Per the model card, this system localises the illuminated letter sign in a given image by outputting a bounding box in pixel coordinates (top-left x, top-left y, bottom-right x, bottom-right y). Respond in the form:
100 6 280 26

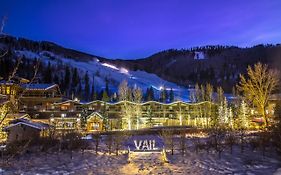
134 139 158 150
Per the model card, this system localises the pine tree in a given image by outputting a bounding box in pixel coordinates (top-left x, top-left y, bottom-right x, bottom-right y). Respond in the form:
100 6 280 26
237 100 249 129
102 90 110 102
206 83 213 102
84 72 90 101
72 67 79 87
78 82 82 99
164 87 168 102
105 78 109 96
91 85 96 101
149 86 155 101
91 75 95 100
217 86 225 104
160 86 168 102
228 108 234 129
145 88 151 101
200 84 205 101
64 66 71 94
43 61 52 83
169 88 174 102
195 83 201 102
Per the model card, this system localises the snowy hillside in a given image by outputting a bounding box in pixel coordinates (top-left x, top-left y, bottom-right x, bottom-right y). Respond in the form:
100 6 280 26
194 51 206 60
15 50 190 101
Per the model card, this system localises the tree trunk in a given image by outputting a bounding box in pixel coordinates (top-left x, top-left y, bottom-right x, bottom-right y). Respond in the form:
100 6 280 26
262 107 268 128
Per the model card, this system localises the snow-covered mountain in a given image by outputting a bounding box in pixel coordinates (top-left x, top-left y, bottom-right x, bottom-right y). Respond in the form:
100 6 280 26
15 50 190 101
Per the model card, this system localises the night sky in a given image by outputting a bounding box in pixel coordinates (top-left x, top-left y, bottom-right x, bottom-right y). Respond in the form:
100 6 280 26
1 0 281 59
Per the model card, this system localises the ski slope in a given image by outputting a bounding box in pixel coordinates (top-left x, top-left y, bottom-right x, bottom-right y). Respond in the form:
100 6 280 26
15 50 190 101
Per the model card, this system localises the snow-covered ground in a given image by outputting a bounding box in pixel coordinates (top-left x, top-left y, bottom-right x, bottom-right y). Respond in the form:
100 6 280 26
1 139 280 175
194 51 206 60
15 50 190 101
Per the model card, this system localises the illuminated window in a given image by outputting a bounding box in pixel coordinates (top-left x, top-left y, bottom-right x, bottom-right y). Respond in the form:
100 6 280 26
6 86 10 94
61 113 66 117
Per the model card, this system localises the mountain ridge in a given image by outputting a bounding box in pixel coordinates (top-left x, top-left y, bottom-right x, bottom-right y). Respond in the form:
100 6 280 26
1 34 281 94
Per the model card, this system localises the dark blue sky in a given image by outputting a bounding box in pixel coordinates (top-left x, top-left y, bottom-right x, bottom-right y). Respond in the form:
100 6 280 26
1 0 281 59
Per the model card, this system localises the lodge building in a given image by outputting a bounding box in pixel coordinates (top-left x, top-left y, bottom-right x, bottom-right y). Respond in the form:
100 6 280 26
2 81 279 135
1 82 218 132
0 82 220 132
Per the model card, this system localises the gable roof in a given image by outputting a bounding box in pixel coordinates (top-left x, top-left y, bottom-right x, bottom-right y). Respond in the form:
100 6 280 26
21 84 58 90
5 113 31 121
4 118 50 131
54 99 81 105
87 112 104 120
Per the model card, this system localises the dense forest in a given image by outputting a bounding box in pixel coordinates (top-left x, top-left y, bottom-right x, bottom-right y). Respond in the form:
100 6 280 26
109 44 281 92
1 35 281 101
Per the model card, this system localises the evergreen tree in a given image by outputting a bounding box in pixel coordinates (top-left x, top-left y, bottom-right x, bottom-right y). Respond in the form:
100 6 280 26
53 74 59 84
205 83 214 102
160 89 165 102
200 84 205 101
216 86 225 104
164 87 168 102
105 78 109 95
145 88 151 101
84 72 90 101
169 88 174 102
72 67 79 87
149 86 155 101
160 86 168 102
195 83 201 102
77 82 82 99
237 100 249 129
91 76 96 101
102 90 110 102
43 61 52 83
91 85 97 101
64 66 70 93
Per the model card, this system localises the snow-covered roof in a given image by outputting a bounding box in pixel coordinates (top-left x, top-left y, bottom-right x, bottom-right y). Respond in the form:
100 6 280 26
84 100 213 106
6 113 30 120
54 99 81 105
21 84 58 90
5 118 50 131
87 112 104 120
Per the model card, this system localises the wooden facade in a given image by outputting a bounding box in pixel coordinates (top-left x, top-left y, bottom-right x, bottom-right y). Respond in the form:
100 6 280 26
8 82 279 132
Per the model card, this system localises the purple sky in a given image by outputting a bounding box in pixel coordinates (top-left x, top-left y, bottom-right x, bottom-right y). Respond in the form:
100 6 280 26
1 0 281 59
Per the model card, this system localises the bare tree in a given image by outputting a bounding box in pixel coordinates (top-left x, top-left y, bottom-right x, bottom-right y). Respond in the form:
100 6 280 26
0 16 8 58
113 131 128 155
272 101 281 154
225 131 236 154
179 131 186 156
105 134 113 154
118 80 133 130
161 130 175 155
0 16 7 34
93 132 101 154
237 62 279 127
0 57 40 131
132 86 142 129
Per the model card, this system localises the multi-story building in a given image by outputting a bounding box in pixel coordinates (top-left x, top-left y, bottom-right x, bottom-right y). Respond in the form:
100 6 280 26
19 84 62 112
3 82 278 133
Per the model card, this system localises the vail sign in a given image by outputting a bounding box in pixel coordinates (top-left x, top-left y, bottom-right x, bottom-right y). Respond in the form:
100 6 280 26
134 139 158 151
